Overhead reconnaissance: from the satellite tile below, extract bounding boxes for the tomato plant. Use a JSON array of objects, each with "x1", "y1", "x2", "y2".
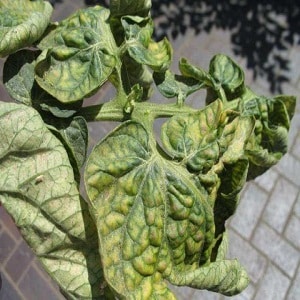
[{"x1": 0, "y1": 0, "x2": 296, "y2": 299}]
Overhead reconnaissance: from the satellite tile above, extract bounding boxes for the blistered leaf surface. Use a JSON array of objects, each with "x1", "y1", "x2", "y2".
[
  {"x1": 0, "y1": 0, "x2": 52, "y2": 57},
  {"x1": 35, "y1": 6, "x2": 118, "y2": 103},
  {"x1": 0, "y1": 102, "x2": 111, "y2": 299},
  {"x1": 85, "y1": 120, "x2": 249, "y2": 299}
]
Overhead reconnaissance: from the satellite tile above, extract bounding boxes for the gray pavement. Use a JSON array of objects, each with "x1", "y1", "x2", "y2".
[{"x1": 0, "y1": 1, "x2": 299, "y2": 299}]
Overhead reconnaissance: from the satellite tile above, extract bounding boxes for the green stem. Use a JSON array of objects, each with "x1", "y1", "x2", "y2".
[{"x1": 78, "y1": 101, "x2": 197, "y2": 123}]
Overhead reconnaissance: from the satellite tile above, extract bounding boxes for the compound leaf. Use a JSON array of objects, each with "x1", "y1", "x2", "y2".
[
  {"x1": 0, "y1": 0, "x2": 52, "y2": 57},
  {"x1": 0, "y1": 102, "x2": 111, "y2": 299},
  {"x1": 35, "y1": 6, "x2": 118, "y2": 103}
]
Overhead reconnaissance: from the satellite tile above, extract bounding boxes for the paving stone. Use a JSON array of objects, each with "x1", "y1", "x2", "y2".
[
  {"x1": 4, "y1": 240, "x2": 34, "y2": 283},
  {"x1": 287, "y1": 112, "x2": 300, "y2": 146},
  {"x1": 229, "y1": 182, "x2": 268, "y2": 239},
  {"x1": 291, "y1": 132, "x2": 300, "y2": 160},
  {"x1": 192, "y1": 289, "x2": 221, "y2": 300},
  {"x1": 227, "y1": 230, "x2": 267, "y2": 284},
  {"x1": 275, "y1": 153, "x2": 300, "y2": 187},
  {"x1": 0, "y1": 232, "x2": 16, "y2": 265},
  {"x1": 252, "y1": 223, "x2": 300, "y2": 278},
  {"x1": 254, "y1": 168, "x2": 279, "y2": 193},
  {"x1": 18, "y1": 265, "x2": 64, "y2": 300},
  {"x1": 286, "y1": 46, "x2": 300, "y2": 85},
  {"x1": 0, "y1": 207, "x2": 21, "y2": 240},
  {"x1": 222, "y1": 282, "x2": 256, "y2": 300},
  {"x1": 170, "y1": 286, "x2": 196, "y2": 299},
  {"x1": 254, "y1": 263, "x2": 290, "y2": 300},
  {"x1": 262, "y1": 177, "x2": 298, "y2": 233},
  {"x1": 294, "y1": 193, "x2": 300, "y2": 218},
  {"x1": 0, "y1": 272, "x2": 22, "y2": 300},
  {"x1": 284, "y1": 215, "x2": 300, "y2": 250},
  {"x1": 287, "y1": 265, "x2": 300, "y2": 300}
]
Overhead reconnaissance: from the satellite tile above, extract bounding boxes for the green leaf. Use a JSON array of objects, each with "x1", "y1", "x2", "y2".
[
  {"x1": 153, "y1": 70, "x2": 204, "y2": 104},
  {"x1": 179, "y1": 57, "x2": 214, "y2": 88},
  {"x1": 240, "y1": 96, "x2": 294, "y2": 179},
  {"x1": 48, "y1": 116, "x2": 88, "y2": 174},
  {"x1": 3, "y1": 49, "x2": 38, "y2": 105},
  {"x1": 0, "y1": 102, "x2": 112, "y2": 299},
  {"x1": 35, "y1": 6, "x2": 118, "y2": 103},
  {"x1": 120, "y1": 54, "x2": 153, "y2": 100},
  {"x1": 0, "y1": 0, "x2": 53, "y2": 57},
  {"x1": 161, "y1": 100, "x2": 223, "y2": 172},
  {"x1": 209, "y1": 54, "x2": 245, "y2": 98},
  {"x1": 121, "y1": 15, "x2": 172, "y2": 73},
  {"x1": 121, "y1": 15, "x2": 153, "y2": 47},
  {"x1": 85, "y1": 120, "x2": 249, "y2": 298},
  {"x1": 127, "y1": 37, "x2": 172, "y2": 72},
  {"x1": 110, "y1": 0, "x2": 151, "y2": 18},
  {"x1": 274, "y1": 95, "x2": 296, "y2": 120},
  {"x1": 3, "y1": 49, "x2": 84, "y2": 118}
]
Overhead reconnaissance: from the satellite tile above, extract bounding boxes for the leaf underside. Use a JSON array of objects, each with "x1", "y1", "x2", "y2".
[{"x1": 0, "y1": 102, "x2": 112, "y2": 299}]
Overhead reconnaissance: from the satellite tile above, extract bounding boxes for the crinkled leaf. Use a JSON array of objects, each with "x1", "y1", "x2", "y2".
[
  {"x1": 0, "y1": 0, "x2": 53, "y2": 57},
  {"x1": 162, "y1": 101, "x2": 254, "y2": 228},
  {"x1": 110, "y1": 0, "x2": 151, "y2": 18},
  {"x1": 240, "y1": 96, "x2": 293, "y2": 179},
  {"x1": 3, "y1": 50, "x2": 83, "y2": 118},
  {"x1": 161, "y1": 100, "x2": 223, "y2": 171},
  {"x1": 153, "y1": 70, "x2": 204, "y2": 104},
  {"x1": 3, "y1": 50, "x2": 39, "y2": 105},
  {"x1": 213, "y1": 158, "x2": 249, "y2": 238},
  {"x1": 122, "y1": 15, "x2": 153, "y2": 47},
  {"x1": 179, "y1": 58, "x2": 214, "y2": 88},
  {"x1": 127, "y1": 37, "x2": 172, "y2": 72},
  {"x1": 274, "y1": 95, "x2": 296, "y2": 120},
  {"x1": 209, "y1": 54, "x2": 245, "y2": 98},
  {"x1": 0, "y1": 102, "x2": 112, "y2": 299},
  {"x1": 35, "y1": 6, "x2": 118, "y2": 103},
  {"x1": 85, "y1": 121, "x2": 249, "y2": 298}
]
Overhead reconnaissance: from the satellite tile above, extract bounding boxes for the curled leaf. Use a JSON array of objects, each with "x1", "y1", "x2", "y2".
[
  {"x1": 179, "y1": 57, "x2": 214, "y2": 88},
  {"x1": 209, "y1": 54, "x2": 245, "y2": 97},
  {"x1": 0, "y1": 0, "x2": 52, "y2": 57},
  {"x1": 127, "y1": 38, "x2": 172, "y2": 72},
  {"x1": 241, "y1": 96, "x2": 294, "y2": 179},
  {"x1": 153, "y1": 70, "x2": 204, "y2": 104},
  {"x1": 3, "y1": 49, "x2": 38, "y2": 105}
]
